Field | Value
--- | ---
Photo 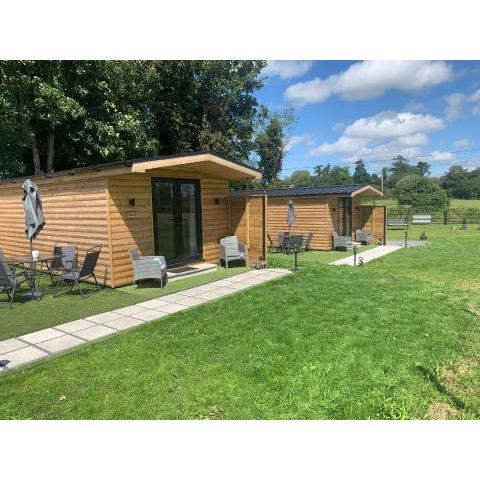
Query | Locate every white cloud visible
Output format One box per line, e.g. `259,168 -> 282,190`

454,138 -> 471,148
285,134 -> 314,152
444,93 -> 465,121
309,111 -> 444,163
263,61 -> 313,80
404,100 -> 426,112
284,60 -> 452,105
429,151 -> 455,161
470,88 -> 480,102
472,105 -> 480,116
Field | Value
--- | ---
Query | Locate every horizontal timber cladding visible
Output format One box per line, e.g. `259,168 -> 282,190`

266,195 -> 339,250
107,168 -> 231,287
360,205 -> 386,244
229,195 -> 267,264
0,176 -> 112,285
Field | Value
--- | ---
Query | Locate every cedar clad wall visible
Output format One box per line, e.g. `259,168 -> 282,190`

107,169 -> 231,287
0,177 -> 111,284
230,195 -> 267,263
360,206 -> 386,244
267,196 -> 339,250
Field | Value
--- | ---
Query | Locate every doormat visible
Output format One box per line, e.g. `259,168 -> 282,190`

169,266 -> 199,274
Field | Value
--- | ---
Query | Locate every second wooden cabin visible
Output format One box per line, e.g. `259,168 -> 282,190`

231,184 -> 386,250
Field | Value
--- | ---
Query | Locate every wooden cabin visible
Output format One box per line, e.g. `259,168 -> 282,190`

0,151 -> 266,287
232,184 -> 386,250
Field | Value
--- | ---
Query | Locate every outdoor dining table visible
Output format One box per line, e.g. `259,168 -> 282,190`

9,254 -> 62,299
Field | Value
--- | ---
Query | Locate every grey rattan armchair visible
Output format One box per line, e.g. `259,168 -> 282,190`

219,236 -> 248,269
129,249 -> 167,289
355,229 -> 373,245
332,232 -> 354,251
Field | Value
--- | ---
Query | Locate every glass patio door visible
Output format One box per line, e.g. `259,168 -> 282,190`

341,198 -> 352,236
151,178 -> 202,265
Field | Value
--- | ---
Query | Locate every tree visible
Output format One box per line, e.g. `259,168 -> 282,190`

284,169 -> 314,187
313,164 -> 352,185
440,165 -> 480,199
394,174 -> 450,209
416,160 -> 431,177
254,108 -> 295,185
353,159 -> 371,184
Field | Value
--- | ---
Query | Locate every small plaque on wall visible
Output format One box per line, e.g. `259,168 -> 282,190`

126,211 -> 138,219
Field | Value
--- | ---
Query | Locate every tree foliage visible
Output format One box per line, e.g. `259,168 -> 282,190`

440,165 -> 480,199
394,174 -> 450,209
254,107 -> 295,185
353,159 -> 371,184
0,60 -> 267,178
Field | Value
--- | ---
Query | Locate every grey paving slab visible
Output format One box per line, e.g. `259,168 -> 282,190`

136,298 -> 169,309
38,335 -> 86,354
84,311 -> 124,324
132,309 -> 169,322
112,305 -> 150,316
155,303 -> 190,314
19,328 -> 65,345
55,319 -> 97,334
75,325 -> 117,341
0,338 -> 28,355
174,296 -> 208,306
194,290 -> 227,300
194,283 -> 219,292
104,316 -> 145,331
0,346 -> 48,369
209,279 -> 234,287
158,293 -> 192,303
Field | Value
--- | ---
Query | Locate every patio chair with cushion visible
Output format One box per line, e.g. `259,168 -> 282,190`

332,232 -> 354,251
285,234 -> 304,253
54,246 -> 102,298
355,229 -> 373,245
42,245 -> 77,284
219,236 -> 248,269
0,249 -> 30,308
128,249 -> 167,289
267,234 -> 282,253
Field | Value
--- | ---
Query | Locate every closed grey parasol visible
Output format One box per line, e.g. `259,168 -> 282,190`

22,179 -> 45,250
287,199 -> 296,234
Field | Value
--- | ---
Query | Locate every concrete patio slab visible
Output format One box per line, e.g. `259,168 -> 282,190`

19,328 -> 65,345
0,346 -> 48,369
38,334 -> 85,354
112,305 -> 150,316
56,319 -> 97,334
104,316 -> 145,331
75,325 -> 117,341
0,338 -> 28,355
84,311 -> 124,324
158,293 -> 194,303
136,298 -> 169,309
174,296 -> 208,306
330,245 -> 402,266
155,303 -> 190,314
132,309 -> 168,322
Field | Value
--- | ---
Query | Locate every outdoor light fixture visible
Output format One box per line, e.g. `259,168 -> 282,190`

214,198 -> 220,205
129,198 -> 136,207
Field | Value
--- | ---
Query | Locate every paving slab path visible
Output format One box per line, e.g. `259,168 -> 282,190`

0,268 -> 291,373
330,245 -> 402,266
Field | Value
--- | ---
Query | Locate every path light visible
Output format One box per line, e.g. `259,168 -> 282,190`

353,244 -> 358,266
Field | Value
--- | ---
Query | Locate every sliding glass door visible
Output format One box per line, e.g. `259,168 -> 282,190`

151,178 -> 202,265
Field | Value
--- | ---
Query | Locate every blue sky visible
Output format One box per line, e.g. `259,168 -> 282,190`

256,61 -> 480,177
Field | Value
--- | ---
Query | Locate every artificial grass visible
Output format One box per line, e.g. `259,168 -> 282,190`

1,227 -> 480,419
0,266 -> 247,341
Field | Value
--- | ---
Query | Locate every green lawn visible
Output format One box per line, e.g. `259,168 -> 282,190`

1,227 -> 480,419
0,266 -> 247,341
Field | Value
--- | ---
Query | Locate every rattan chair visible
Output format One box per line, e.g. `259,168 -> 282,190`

128,249 -> 167,289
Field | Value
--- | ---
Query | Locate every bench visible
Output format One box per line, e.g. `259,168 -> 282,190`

387,218 -> 407,229
412,214 -> 432,224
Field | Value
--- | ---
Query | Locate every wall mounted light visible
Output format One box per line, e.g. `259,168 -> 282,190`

214,198 -> 220,205
129,198 -> 136,207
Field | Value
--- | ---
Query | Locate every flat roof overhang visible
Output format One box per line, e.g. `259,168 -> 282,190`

131,152 -> 261,181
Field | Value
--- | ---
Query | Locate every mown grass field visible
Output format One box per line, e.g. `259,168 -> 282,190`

1,226 -> 480,419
